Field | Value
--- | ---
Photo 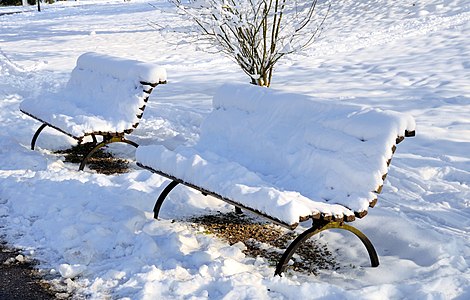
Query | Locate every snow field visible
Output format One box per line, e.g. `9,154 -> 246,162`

1,0 -> 469,299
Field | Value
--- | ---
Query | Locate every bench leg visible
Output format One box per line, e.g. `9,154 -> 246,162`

31,123 -> 48,150
91,134 -> 98,144
79,137 -> 138,171
274,221 -> 379,276
154,180 -> 179,219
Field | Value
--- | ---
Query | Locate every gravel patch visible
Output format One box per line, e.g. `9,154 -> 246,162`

54,142 -> 129,174
189,211 -> 339,275
0,243 -> 58,300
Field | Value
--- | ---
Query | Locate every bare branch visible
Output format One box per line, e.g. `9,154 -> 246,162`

165,0 -> 331,87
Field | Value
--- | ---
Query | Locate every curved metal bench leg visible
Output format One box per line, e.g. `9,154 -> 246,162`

154,180 -> 179,219
78,136 -> 139,171
274,221 -> 379,276
79,140 -> 108,171
31,123 -> 48,150
339,223 -> 380,267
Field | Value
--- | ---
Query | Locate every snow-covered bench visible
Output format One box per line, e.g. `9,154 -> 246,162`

20,52 -> 167,170
136,83 -> 415,275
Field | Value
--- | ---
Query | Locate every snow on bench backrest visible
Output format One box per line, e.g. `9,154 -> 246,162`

196,83 -> 416,216
65,52 -> 167,126
20,52 -> 167,138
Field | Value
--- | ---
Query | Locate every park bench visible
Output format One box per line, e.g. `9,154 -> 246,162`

136,83 -> 415,275
20,52 -> 167,170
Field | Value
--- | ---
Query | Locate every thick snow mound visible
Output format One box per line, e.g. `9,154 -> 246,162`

75,52 -> 167,84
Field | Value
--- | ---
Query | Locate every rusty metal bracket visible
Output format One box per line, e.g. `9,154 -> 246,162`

79,135 -> 138,171
275,220 -> 379,276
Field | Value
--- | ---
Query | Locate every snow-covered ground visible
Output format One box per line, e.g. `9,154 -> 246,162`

1,0 -> 469,299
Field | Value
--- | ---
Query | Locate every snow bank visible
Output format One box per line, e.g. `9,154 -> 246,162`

19,52 -> 167,138
137,83 -> 415,225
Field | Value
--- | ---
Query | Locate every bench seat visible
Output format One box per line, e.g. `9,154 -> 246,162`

136,83 -> 415,227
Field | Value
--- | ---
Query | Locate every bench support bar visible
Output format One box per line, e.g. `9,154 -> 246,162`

154,180 -> 179,219
31,123 -> 48,150
79,136 -> 138,171
153,179 -> 260,222
275,220 -> 379,276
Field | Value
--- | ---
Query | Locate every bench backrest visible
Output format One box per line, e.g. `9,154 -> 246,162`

196,83 -> 415,215
63,52 -> 167,133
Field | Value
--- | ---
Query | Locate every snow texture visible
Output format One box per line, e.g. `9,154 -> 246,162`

19,52 -> 167,138
1,0 -> 469,299
137,83 -> 416,225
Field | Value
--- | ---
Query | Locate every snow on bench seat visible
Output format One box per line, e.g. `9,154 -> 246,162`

20,52 -> 167,139
136,83 -> 415,227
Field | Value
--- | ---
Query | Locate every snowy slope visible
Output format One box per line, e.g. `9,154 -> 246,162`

1,0 -> 469,299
